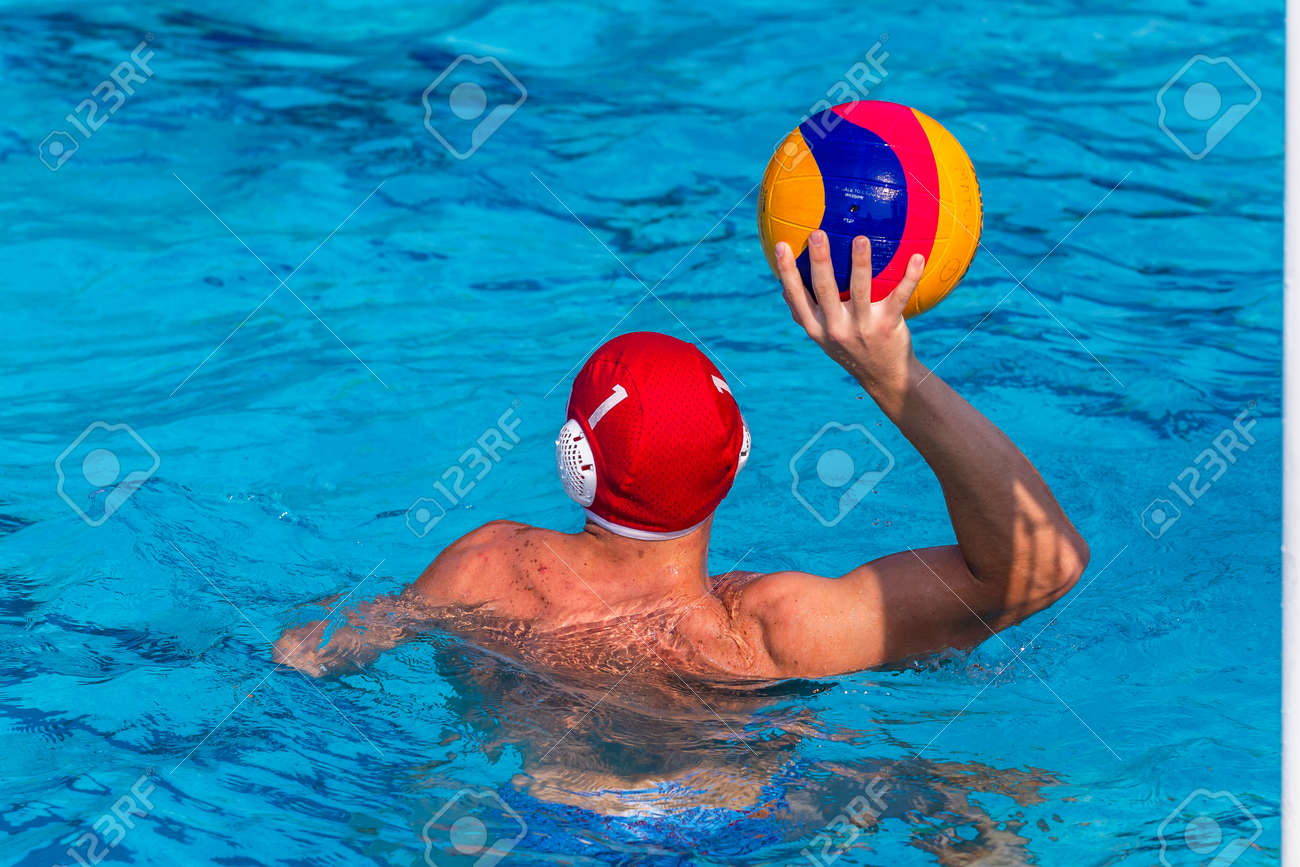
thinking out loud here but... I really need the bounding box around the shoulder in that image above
[412,520,530,605]
[731,570,839,631]
[440,519,531,560]
[729,569,887,676]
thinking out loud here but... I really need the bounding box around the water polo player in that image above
[274,238,1089,679]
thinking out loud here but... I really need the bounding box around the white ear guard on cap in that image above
[555,415,751,509]
[738,416,751,472]
[556,419,598,506]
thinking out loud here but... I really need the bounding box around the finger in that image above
[889,253,925,316]
[806,230,845,314]
[848,235,874,317]
[775,241,825,339]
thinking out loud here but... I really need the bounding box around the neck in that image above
[581,517,714,595]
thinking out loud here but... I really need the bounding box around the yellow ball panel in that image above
[757,130,824,277]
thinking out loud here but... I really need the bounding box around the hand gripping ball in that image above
[758,100,982,317]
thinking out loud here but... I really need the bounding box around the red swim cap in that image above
[556,332,750,540]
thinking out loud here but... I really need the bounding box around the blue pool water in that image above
[2,1,1283,864]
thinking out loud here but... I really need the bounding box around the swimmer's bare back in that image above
[274,235,1089,680]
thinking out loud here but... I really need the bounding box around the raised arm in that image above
[744,231,1089,676]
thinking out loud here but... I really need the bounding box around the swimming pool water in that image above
[1,1,1284,864]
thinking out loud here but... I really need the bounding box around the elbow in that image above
[1043,528,1089,608]
[1004,529,1088,622]
[980,524,1090,629]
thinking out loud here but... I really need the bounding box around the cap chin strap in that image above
[554,415,752,535]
